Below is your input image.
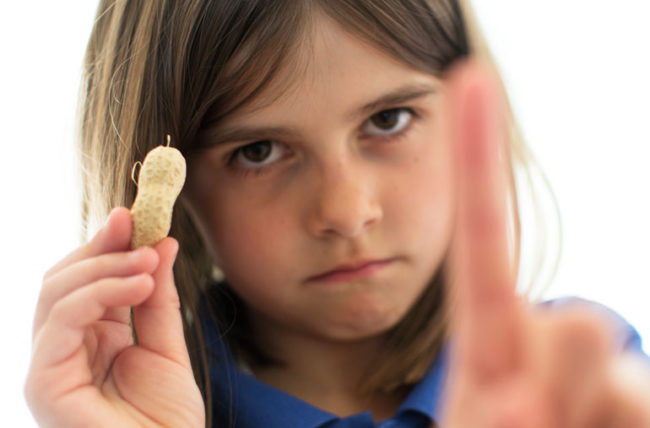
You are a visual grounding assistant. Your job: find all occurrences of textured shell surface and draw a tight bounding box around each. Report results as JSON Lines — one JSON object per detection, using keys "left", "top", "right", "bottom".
{"left": 129, "top": 144, "right": 187, "bottom": 249}
{"left": 139, "top": 146, "right": 186, "bottom": 194}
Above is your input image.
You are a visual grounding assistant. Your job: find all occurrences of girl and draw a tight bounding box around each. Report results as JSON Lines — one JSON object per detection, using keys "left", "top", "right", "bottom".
{"left": 25, "top": 0, "right": 650, "bottom": 427}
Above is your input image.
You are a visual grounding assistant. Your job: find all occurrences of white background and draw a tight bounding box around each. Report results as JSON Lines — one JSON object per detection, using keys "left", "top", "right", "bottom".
{"left": 1, "top": 1, "right": 648, "bottom": 425}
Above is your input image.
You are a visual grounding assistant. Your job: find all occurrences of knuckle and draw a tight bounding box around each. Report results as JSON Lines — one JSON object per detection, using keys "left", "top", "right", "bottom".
{"left": 23, "top": 373, "right": 37, "bottom": 404}
{"left": 141, "top": 273, "right": 155, "bottom": 288}
{"left": 41, "top": 266, "right": 55, "bottom": 282}
{"left": 48, "top": 299, "right": 68, "bottom": 323}
{"left": 48, "top": 294, "right": 81, "bottom": 327}
{"left": 553, "top": 311, "right": 612, "bottom": 356}
{"left": 37, "top": 279, "right": 54, "bottom": 308}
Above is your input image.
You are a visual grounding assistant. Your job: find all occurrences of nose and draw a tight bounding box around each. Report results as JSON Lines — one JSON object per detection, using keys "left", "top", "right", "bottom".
{"left": 306, "top": 157, "right": 383, "bottom": 239}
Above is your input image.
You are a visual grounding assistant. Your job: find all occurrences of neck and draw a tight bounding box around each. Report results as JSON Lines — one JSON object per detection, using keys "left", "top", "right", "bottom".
{"left": 247, "top": 312, "right": 407, "bottom": 421}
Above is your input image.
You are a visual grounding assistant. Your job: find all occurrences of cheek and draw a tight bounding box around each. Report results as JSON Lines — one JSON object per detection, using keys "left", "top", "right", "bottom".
{"left": 388, "top": 132, "right": 456, "bottom": 249}
{"left": 186, "top": 154, "right": 293, "bottom": 270}
{"left": 206, "top": 196, "right": 296, "bottom": 293}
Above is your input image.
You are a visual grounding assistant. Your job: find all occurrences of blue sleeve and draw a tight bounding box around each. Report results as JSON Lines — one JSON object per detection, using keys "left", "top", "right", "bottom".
{"left": 539, "top": 296, "right": 646, "bottom": 357}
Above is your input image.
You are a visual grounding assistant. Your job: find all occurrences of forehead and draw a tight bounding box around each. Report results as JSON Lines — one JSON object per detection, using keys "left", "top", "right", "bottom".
{"left": 227, "top": 13, "right": 441, "bottom": 123}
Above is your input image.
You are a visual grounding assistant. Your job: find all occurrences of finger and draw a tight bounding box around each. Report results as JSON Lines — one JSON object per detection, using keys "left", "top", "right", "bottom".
{"left": 34, "top": 246, "right": 159, "bottom": 339}
{"left": 533, "top": 309, "right": 613, "bottom": 426}
{"left": 606, "top": 353, "right": 650, "bottom": 427}
{"left": 30, "top": 273, "right": 155, "bottom": 370}
{"left": 485, "top": 385, "right": 547, "bottom": 428}
{"left": 442, "top": 374, "right": 552, "bottom": 428}
{"left": 447, "top": 59, "right": 522, "bottom": 382}
{"left": 42, "top": 206, "right": 133, "bottom": 281}
{"left": 132, "top": 238, "right": 192, "bottom": 370}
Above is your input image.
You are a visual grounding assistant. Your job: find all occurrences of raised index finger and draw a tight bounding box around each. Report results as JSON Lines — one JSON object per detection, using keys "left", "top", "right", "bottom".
{"left": 447, "top": 60, "right": 523, "bottom": 383}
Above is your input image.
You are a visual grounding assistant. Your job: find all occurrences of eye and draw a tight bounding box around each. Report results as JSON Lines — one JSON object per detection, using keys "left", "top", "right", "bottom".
{"left": 230, "top": 140, "right": 285, "bottom": 169}
{"left": 362, "top": 108, "right": 414, "bottom": 137}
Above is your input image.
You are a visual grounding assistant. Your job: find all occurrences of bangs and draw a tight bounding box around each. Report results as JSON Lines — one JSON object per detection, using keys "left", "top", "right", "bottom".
{"left": 189, "top": 0, "right": 469, "bottom": 150}
{"left": 317, "top": 0, "right": 469, "bottom": 75}
{"left": 190, "top": 1, "right": 312, "bottom": 143}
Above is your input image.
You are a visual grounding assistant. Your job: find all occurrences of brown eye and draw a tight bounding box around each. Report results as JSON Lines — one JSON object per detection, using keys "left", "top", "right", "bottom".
{"left": 241, "top": 141, "right": 272, "bottom": 162}
{"left": 230, "top": 140, "right": 286, "bottom": 171}
{"left": 363, "top": 108, "right": 414, "bottom": 136}
{"left": 371, "top": 109, "right": 401, "bottom": 130}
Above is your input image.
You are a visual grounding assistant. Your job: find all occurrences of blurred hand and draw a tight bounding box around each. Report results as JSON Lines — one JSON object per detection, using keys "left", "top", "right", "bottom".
{"left": 25, "top": 207, "right": 204, "bottom": 427}
{"left": 441, "top": 59, "right": 650, "bottom": 428}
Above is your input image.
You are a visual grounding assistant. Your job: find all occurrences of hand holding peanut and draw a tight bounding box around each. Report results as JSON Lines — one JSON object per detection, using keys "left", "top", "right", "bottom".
{"left": 25, "top": 207, "right": 204, "bottom": 427}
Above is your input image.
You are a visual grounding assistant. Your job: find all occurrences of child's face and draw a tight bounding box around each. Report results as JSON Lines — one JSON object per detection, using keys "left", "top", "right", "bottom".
{"left": 186, "top": 16, "right": 456, "bottom": 342}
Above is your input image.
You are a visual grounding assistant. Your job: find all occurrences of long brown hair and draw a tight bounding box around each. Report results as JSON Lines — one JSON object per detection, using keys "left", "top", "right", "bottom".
{"left": 78, "top": 0, "right": 555, "bottom": 425}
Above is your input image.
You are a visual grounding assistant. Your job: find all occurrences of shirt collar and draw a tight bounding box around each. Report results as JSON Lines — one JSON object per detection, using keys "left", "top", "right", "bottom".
{"left": 208, "top": 343, "right": 338, "bottom": 428}
{"left": 396, "top": 344, "right": 450, "bottom": 422}
{"left": 206, "top": 333, "right": 450, "bottom": 428}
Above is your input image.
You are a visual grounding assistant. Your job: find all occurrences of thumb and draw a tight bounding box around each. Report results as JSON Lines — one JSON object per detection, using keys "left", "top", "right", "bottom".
{"left": 132, "top": 237, "right": 192, "bottom": 369}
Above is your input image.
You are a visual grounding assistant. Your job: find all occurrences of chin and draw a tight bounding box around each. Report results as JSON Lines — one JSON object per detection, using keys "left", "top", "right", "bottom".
{"left": 322, "top": 300, "right": 409, "bottom": 341}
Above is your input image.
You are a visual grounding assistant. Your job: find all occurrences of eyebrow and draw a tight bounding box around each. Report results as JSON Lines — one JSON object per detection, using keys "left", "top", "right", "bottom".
{"left": 352, "top": 82, "right": 438, "bottom": 120}
{"left": 196, "top": 82, "right": 438, "bottom": 147}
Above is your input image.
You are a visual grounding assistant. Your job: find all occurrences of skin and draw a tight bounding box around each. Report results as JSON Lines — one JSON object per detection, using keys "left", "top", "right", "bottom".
{"left": 25, "top": 14, "right": 650, "bottom": 428}
{"left": 185, "top": 14, "right": 454, "bottom": 416}
{"left": 25, "top": 216, "right": 204, "bottom": 427}
{"left": 441, "top": 60, "right": 650, "bottom": 427}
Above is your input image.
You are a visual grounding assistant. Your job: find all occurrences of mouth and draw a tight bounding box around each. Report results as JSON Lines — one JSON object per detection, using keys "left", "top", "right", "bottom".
{"left": 307, "top": 258, "right": 396, "bottom": 283}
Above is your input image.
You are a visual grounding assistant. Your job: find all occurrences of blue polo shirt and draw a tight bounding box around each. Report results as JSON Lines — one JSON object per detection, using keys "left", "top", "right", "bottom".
{"left": 201, "top": 297, "right": 646, "bottom": 427}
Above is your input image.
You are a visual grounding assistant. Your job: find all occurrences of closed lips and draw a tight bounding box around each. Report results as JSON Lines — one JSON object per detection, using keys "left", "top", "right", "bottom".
{"left": 309, "top": 258, "right": 395, "bottom": 280}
